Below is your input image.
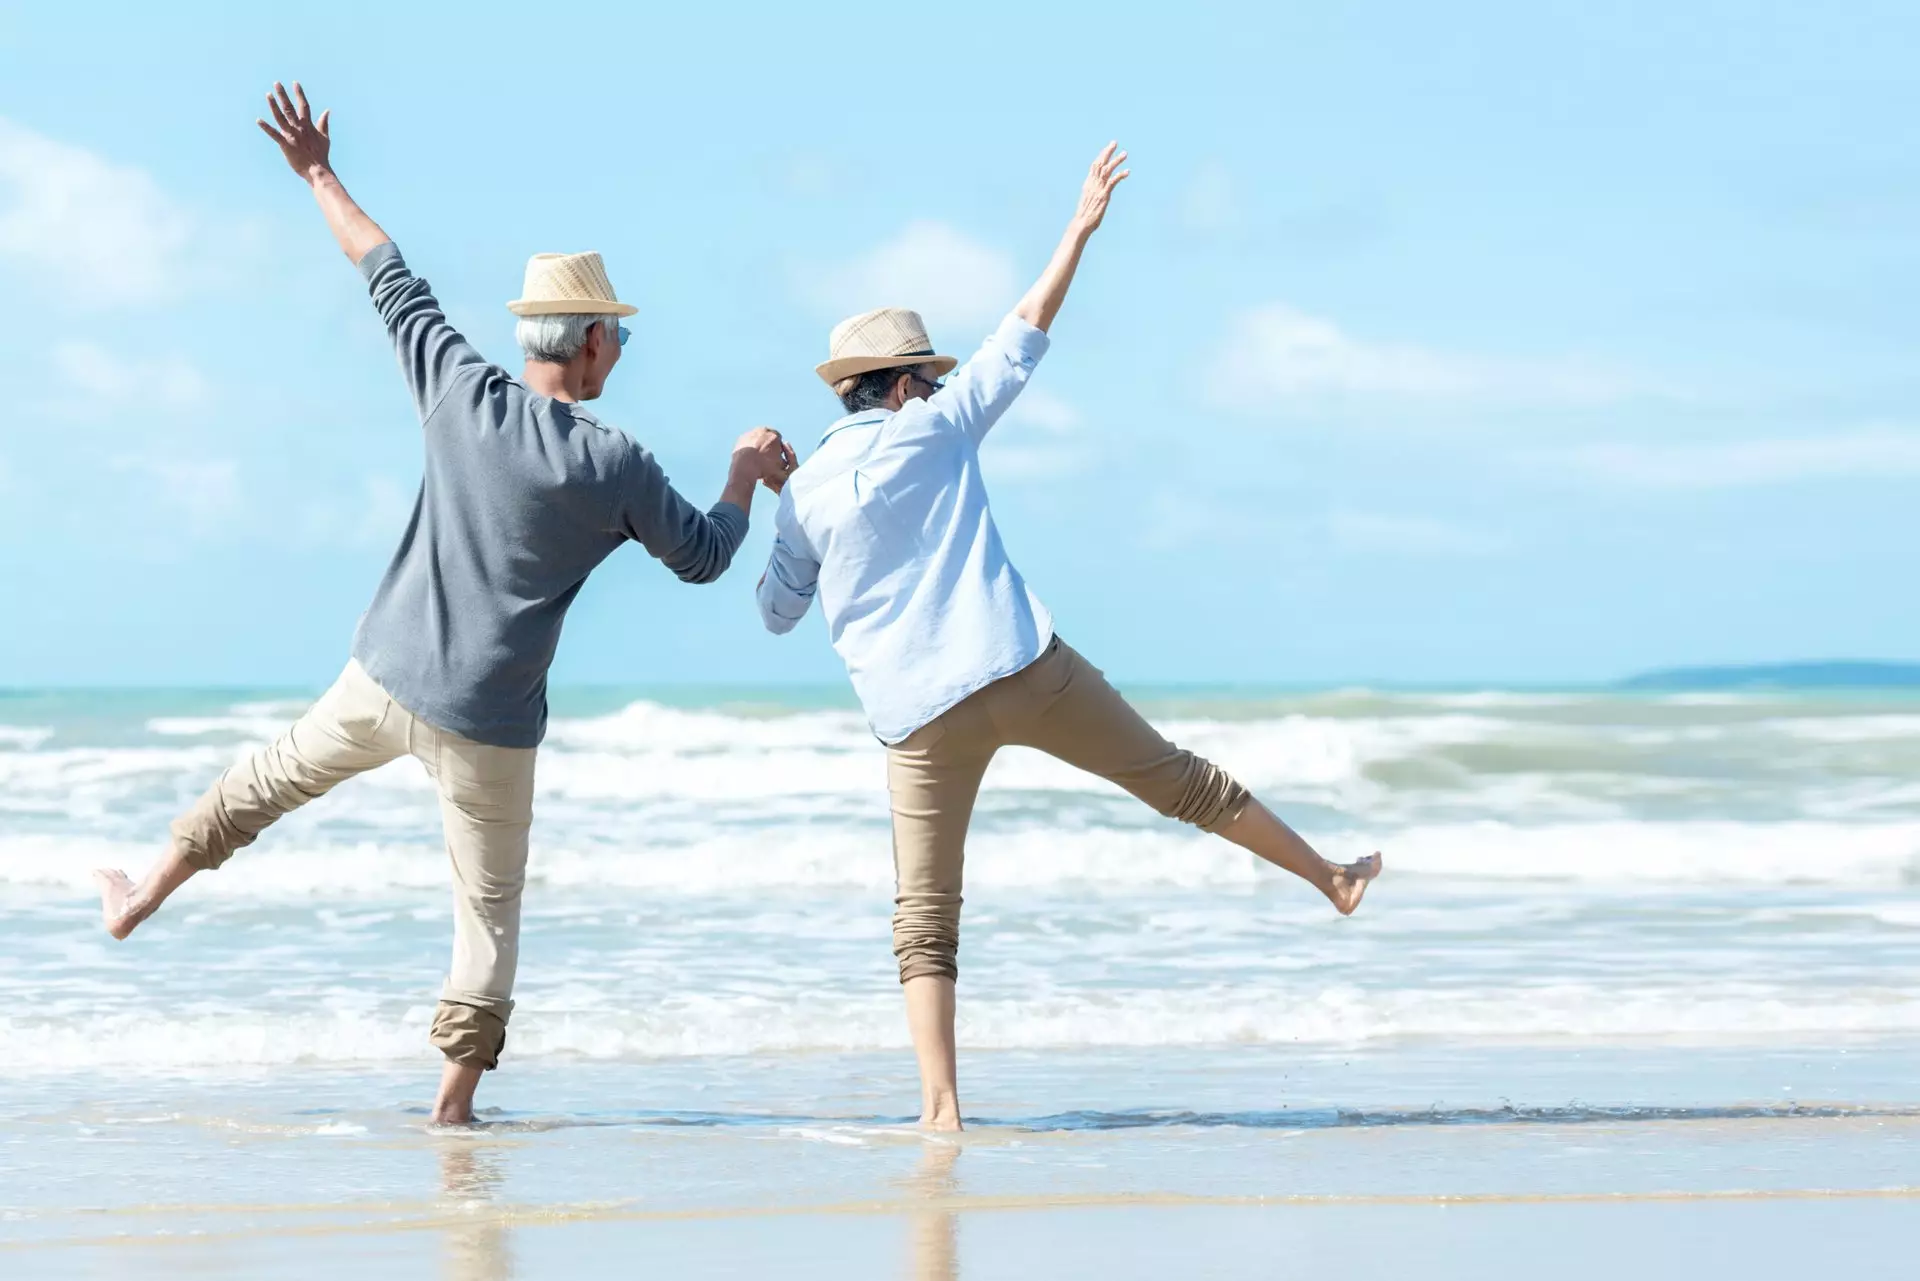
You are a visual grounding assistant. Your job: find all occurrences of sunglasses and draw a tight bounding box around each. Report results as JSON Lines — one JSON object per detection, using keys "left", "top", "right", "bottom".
{"left": 616, "top": 325, "right": 631, "bottom": 347}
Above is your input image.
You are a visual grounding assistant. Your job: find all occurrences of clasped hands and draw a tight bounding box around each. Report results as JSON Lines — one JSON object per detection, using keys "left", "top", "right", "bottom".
{"left": 734, "top": 428, "right": 798, "bottom": 494}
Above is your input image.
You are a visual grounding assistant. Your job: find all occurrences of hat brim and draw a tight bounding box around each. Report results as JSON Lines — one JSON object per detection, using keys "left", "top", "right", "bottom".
{"left": 507, "top": 299, "right": 639, "bottom": 318}
{"left": 815, "top": 352, "right": 960, "bottom": 387}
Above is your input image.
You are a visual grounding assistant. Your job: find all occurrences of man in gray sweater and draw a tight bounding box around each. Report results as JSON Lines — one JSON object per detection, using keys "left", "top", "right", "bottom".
{"left": 91, "top": 82, "right": 793, "bottom": 1122}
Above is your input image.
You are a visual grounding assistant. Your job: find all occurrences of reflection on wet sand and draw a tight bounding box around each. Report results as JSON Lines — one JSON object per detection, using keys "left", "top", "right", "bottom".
{"left": 906, "top": 1142, "right": 960, "bottom": 1281}
{"left": 439, "top": 1142, "right": 514, "bottom": 1281}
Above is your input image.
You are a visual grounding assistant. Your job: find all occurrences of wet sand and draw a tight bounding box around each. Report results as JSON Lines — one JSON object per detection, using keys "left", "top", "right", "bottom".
{"left": 6, "top": 1047, "right": 1919, "bottom": 1278}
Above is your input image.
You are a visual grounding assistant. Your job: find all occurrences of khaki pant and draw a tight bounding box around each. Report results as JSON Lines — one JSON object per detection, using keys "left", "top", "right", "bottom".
{"left": 887, "top": 638, "right": 1248, "bottom": 984}
{"left": 170, "top": 660, "right": 535, "bottom": 1070}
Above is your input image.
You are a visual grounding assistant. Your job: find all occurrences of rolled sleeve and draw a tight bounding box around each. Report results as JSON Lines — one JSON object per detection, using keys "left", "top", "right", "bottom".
{"left": 928, "top": 312, "right": 1052, "bottom": 445}
{"left": 758, "top": 491, "right": 820, "bottom": 633}
{"left": 613, "top": 442, "right": 750, "bottom": 584}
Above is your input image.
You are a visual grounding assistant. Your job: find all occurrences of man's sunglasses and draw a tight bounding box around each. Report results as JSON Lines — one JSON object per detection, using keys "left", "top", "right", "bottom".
{"left": 616, "top": 325, "right": 631, "bottom": 347}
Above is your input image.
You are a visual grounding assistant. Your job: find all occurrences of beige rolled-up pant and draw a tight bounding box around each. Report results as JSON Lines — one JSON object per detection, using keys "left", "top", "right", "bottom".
{"left": 887, "top": 638, "right": 1249, "bottom": 984}
{"left": 169, "top": 660, "right": 535, "bottom": 1070}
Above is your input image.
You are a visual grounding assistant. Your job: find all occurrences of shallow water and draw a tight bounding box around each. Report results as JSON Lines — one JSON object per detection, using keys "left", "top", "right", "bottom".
{"left": 5, "top": 684, "right": 1920, "bottom": 1275}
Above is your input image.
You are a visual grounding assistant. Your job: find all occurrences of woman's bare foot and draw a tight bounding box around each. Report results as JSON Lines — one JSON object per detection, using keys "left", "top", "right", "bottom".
{"left": 92, "top": 869, "right": 145, "bottom": 940}
{"left": 919, "top": 1108, "right": 964, "bottom": 1134}
{"left": 1326, "top": 852, "right": 1382, "bottom": 916}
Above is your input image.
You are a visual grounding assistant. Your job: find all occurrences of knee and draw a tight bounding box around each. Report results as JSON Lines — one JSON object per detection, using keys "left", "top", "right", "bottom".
{"left": 431, "top": 1000, "right": 510, "bottom": 1071}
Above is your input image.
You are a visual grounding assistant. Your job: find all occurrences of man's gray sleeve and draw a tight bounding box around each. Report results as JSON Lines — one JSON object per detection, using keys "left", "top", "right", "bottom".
{"left": 357, "top": 242, "right": 489, "bottom": 423}
{"left": 612, "top": 443, "right": 749, "bottom": 584}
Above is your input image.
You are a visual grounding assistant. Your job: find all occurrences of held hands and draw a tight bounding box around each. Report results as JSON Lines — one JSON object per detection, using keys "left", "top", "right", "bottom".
{"left": 256, "top": 81, "right": 333, "bottom": 183}
{"left": 733, "top": 427, "right": 798, "bottom": 494}
{"left": 1071, "top": 142, "right": 1130, "bottom": 235}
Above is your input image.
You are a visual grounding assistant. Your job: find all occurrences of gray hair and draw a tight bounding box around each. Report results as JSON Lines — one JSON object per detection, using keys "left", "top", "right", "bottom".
{"left": 515, "top": 312, "right": 621, "bottom": 364}
{"left": 834, "top": 364, "right": 927, "bottom": 414}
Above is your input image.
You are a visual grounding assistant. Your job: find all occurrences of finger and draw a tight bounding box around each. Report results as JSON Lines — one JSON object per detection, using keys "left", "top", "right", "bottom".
{"left": 316, "top": 108, "right": 331, "bottom": 137}
{"left": 272, "top": 82, "right": 296, "bottom": 123}
{"left": 1109, "top": 168, "right": 1131, "bottom": 188}
{"left": 1105, "top": 149, "right": 1128, "bottom": 176}
{"left": 268, "top": 92, "right": 293, "bottom": 134}
{"left": 291, "top": 81, "right": 311, "bottom": 123}
{"left": 255, "top": 118, "right": 291, "bottom": 146}
{"left": 1091, "top": 140, "right": 1117, "bottom": 172}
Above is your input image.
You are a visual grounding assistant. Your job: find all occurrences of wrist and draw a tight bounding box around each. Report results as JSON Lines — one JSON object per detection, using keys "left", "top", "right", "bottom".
{"left": 306, "top": 164, "right": 340, "bottom": 188}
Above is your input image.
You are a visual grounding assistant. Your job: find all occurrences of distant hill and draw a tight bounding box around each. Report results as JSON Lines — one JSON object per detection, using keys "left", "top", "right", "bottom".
{"left": 1619, "top": 661, "right": 1920, "bottom": 691}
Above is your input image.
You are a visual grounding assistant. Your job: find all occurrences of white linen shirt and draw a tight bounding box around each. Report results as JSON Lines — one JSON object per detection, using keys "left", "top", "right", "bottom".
{"left": 757, "top": 313, "right": 1054, "bottom": 743}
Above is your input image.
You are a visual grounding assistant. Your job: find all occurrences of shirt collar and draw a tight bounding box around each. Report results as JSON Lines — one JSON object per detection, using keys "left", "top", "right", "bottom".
{"left": 819, "top": 408, "right": 893, "bottom": 446}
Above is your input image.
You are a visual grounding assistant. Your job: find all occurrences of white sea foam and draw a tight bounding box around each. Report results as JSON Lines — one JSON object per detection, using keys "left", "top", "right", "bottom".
{"left": 0, "top": 725, "right": 54, "bottom": 750}
{"left": 6, "top": 981, "right": 1918, "bottom": 1072}
{"left": 8, "top": 817, "right": 1919, "bottom": 897}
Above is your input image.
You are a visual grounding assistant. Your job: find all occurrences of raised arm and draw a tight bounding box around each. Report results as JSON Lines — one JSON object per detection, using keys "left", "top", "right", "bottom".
{"left": 927, "top": 142, "right": 1129, "bottom": 445}
{"left": 1014, "top": 142, "right": 1129, "bottom": 333}
{"left": 255, "top": 81, "right": 389, "bottom": 264}
{"left": 257, "top": 80, "right": 484, "bottom": 421}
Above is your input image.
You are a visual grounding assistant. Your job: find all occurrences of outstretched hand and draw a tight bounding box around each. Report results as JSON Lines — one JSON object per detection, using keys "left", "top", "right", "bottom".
{"left": 257, "top": 81, "right": 333, "bottom": 183}
{"left": 1072, "top": 142, "right": 1130, "bottom": 234}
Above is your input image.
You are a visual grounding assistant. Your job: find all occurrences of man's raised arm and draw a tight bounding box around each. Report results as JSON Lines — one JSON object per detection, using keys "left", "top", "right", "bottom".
{"left": 930, "top": 142, "right": 1130, "bottom": 445}
{"left": 257, "top": 81, "right": 484, "bottom": 422}
{"left": 256, "top": 81, "right": 389, "bottom": 263}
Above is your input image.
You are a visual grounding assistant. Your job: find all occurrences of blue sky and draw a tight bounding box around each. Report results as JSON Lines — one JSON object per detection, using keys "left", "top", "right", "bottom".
{"left": 1, "top": 1, "right": 1915, "bottom": 687}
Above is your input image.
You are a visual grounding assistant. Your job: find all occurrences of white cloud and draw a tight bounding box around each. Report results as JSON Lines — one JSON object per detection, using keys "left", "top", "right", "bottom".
{"left": 1180, "top": 160, "right": 1243, "bottom": 235}
{"left": 1209, "top": 303, "right": 1636, "bottom": 410}
{"left": 295, "top": 473, "right": 418, "bottom": 549}
{"left": 983, "top": 389, "right": 1086, "bottom": 481}
{"left": 1328, "top": 510, "right": 1504, "bottom": 557}
{"left": 1563, "top": 425, "right": 1920, "bottom": 489}
{"left": 110, "top": 456, "right": 240, "bottom": 536}
{"left": 797, "top": 221, "right": 1020, "bottom": 335}
{"left": 54, "top": 343, "right": 208, "bottom": 410}
{"left": 0, "top": 118, "right": 195, "bottom": 304}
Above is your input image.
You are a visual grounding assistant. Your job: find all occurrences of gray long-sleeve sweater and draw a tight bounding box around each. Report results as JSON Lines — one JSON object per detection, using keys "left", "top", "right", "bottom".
{"left": 348, "top": 242, "right": 747, "bottom": 748}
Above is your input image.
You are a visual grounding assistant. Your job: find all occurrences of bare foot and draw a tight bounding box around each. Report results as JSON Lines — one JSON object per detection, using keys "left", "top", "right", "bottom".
{"left": 919, "top": 1113, "right": 964, "bottom": 1134}
{"left": 1326, "top": 853, "right": 1382, "bottom": 916}
{"left": 92, "top": 869, "right": 143, "bottom": 940}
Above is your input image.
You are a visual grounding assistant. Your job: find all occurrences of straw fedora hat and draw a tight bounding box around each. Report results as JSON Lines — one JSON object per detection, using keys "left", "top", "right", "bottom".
{"left": 506, "top": 251, "right": 638, "bottom": 317}
{"left": 815, "top": 307, "right": 958, "bottom": 387}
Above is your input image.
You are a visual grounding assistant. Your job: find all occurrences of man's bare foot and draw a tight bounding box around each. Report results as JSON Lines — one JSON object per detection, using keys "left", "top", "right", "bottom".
{"left": 432, "top": 1061, "right": 483, "bottom": 1126}
{"left": 1326, "top": 853, "right": 1382, "bottom": 916}
{"left": 92, "top": 869, "right": 144, "bottom": 940}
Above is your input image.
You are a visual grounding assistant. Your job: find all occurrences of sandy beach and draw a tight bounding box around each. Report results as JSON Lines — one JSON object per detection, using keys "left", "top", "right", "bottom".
{"left": 8, "top": 1047, "right": 1920, "bottom": 1279}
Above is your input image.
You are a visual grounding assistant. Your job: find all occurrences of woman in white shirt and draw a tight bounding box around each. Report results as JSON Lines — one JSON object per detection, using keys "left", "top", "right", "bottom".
{"left": 758, "top": 144, "right": 1381, "bottom": 1130}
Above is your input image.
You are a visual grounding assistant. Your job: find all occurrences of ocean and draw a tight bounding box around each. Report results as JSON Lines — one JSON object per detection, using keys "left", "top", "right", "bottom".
{"left": 5, "top": 681, "right": 1920, "bottom": 1276}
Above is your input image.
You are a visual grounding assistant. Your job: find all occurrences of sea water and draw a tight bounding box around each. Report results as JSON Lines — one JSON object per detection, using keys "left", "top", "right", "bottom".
{"left": 4, "top": 683, "right": 1920, "bottom": 1275}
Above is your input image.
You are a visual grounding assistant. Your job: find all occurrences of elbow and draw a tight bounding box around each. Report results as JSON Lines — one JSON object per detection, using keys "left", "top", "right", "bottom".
{"left": 676, "top": 560, "right": 728, "bottom": 586}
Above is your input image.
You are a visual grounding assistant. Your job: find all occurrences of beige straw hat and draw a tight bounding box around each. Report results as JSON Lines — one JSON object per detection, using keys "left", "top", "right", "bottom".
{"left": 815, "top": 307, "right": 959, "bottom": 386}
{"left": 506, "top": 251, "right": 638, "bottom": 317}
